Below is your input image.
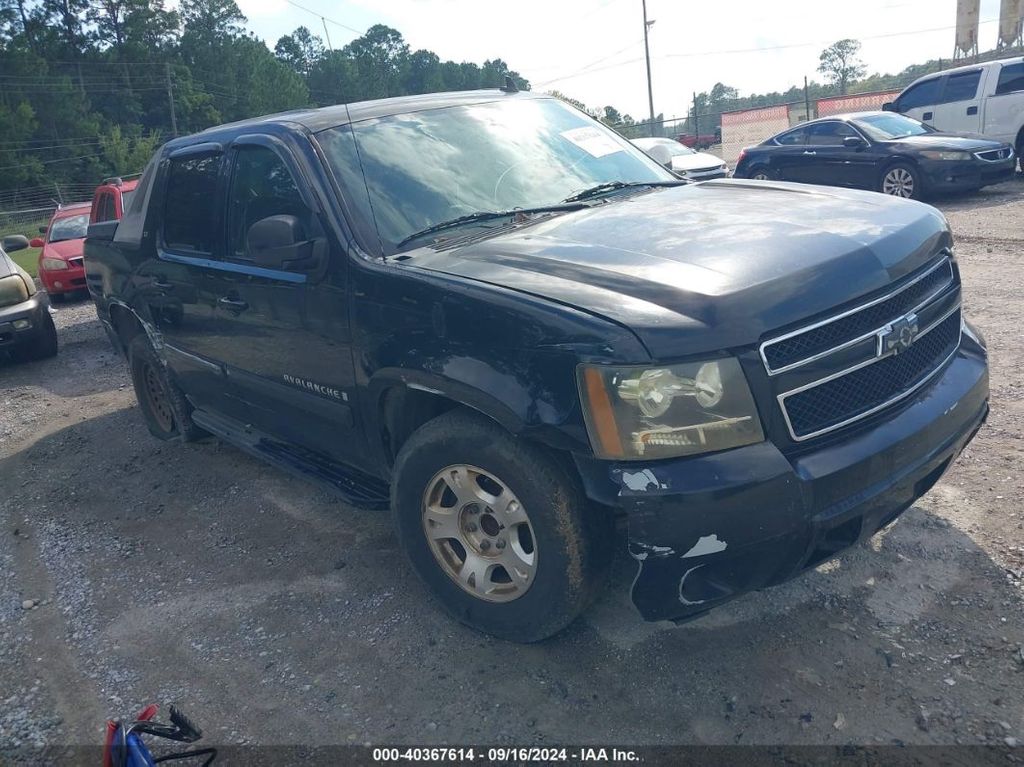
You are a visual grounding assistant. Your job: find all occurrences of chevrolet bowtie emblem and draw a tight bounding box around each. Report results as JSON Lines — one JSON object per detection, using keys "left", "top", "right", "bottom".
{"left": 877, "top": 312, "right": 919, "bottom": 356}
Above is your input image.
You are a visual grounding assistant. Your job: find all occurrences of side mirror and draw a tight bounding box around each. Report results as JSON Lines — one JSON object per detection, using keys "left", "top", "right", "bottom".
{"left": 246, "top": 215, "right": 321, "bottom": 271}
{"left": 39, "top": 225, "right": 48, "bottom": 234}
{"left": 881, "top": 102, "right": 896, "bottom": 112}
{"left": 843, "top": 136, "right": 865, "bottom": 148}
{"left": 29, "top": 236, "right": 45, "bottom": 248}
{"left": 3, "top": 235, "right": 30, "bottom": 253}
{"left": 646, "top": 144, "right": 674, "bottom": 169}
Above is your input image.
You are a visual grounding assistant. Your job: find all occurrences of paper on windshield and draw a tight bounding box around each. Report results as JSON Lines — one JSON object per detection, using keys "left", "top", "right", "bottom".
{"left": 560, "top": 127, "right": 623, "bottom": 158}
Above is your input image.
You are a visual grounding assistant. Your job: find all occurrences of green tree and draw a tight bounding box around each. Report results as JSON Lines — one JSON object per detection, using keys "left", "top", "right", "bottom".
{"left": 274, "top": 25, "right": 324, "bottom": 76}
{"left": 98, "top": 125, "right": 162, "bottom": 174}
{"left": 818, "top": 39, "right": 866, "bottom": 95}
{"left": 341, "top": 24, "right": 409, "bottom": 99}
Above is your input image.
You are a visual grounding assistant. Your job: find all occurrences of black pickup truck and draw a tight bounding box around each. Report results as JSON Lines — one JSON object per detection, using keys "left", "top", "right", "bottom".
{"left": 85, "top": 88, "right": 989, "bottom": 642}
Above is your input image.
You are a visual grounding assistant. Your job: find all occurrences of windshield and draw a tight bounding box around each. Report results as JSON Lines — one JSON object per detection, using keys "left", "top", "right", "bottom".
{"left": 853, "top": 113, "right": 933, "bottom": 141}
{"left": 48, "top": 213, "right": 89, "bottom": 242}
{"left": 636, "top": 139, "right": 696, "bottom": 157}
{"left": 318, "top": 97, "right": 673, "bottom": 254}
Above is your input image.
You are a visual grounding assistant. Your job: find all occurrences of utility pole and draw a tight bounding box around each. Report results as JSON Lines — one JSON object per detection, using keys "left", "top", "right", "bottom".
{"left": 165, "top": 63, "right": 178, "bottom": 138}
{"left": 642, "top": 0, "right": 656, "bottom": 137}
{"left": 693, "top": 92, "right": 699, "bottom": 143}
{"left": 804, "top": 75, "right": 811, "bottom": 122}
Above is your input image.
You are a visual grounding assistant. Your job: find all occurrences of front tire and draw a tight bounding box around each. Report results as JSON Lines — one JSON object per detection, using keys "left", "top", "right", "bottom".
{"left": 10, "top": 312, "right": 58, "bottom": 362}
{"left": 391, "top": 409, "right": 612, "bottom": 642}
{"left": 128, "top": 335, "right": 205, "bottom": 442}
{"left": 880, "top": 162, "right": 921, "bottom": 200}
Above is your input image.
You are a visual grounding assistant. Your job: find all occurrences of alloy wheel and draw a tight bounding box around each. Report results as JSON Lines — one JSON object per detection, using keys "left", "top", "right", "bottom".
{"left": 882, "top": 167, "right": 915, "bottom": 198}
{"left": 141, "top": 361, "right": 175, "bottom": 433}
{"left": 421, "top": 464, "right": 537, "bottom": 602}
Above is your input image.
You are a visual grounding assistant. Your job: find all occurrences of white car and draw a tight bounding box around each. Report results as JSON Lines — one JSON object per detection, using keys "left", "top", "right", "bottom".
{"left": 631, "top": 137, "right": 729, "bottom": 180}
{"left": 885, "top": 57, "right": 1024, "bottom": 166}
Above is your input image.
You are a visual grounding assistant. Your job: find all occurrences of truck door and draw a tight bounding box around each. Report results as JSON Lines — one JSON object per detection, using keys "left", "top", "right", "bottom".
{"left": 933, "top": 69, "right": 983, "bottom": 134}
{"left": 986, "top": 60, "right": 1024, "bottom": 146}
{"left": 893, "top": 76, "right": 942, "bottom": 126}
{"left": 141, "top": 145, "right": 237, "bottom": 416}
{"left": 198, "top": 136, "right": 361, "bottom": 465}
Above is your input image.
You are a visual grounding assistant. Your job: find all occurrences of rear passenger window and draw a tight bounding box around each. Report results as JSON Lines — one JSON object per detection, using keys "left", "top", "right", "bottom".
{"left": 996, "top": 62, "right": 1024, "bottom": 95}
{"left": 941, "top": 71, "right": 981, "bottom": 103}
{"left": 226, "top": 145, "right": 314, "bottom": 262}
{"left": 806, "top": 121, "right": 858, "bottom": 146}
{"left": 898, "top": 78, "right": 941, "bottom": 110}
{"left": 163, "top": 154, "right": 221, "bottom": 254}
{"left": 775, "top": 127, "right": 807, "bottom": 145}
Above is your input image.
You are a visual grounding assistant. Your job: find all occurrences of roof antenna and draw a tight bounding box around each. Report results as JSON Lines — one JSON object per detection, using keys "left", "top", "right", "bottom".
{"left": 500, "top": 75, "right": 519, "bottom": 93}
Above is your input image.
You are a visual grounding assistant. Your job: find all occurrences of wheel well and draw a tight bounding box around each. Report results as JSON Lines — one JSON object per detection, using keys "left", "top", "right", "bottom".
{"left": 379, "top": 386, "right": 461, "bottom": 466}
{"left": 109, "top": 304, "right": 144, "bottom": 354}
{"left": 1015, "top": 125, "right": 1024, "bottom": 150}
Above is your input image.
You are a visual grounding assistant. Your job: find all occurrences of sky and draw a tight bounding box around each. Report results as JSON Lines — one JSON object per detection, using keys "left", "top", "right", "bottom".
{"left": 236, "top": 0, "right": 1010, "bottom": 120}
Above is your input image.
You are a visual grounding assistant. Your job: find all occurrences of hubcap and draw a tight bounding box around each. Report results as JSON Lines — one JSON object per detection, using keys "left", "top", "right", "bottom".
{"left": 142, "top": 362, "right": 175, "bottom": 433}
{"left": 752, "top": 171, "right": 770, "bottom": 180}
{"left": 883, "top": 168, "right": 915, "bottom": 197}
{"left": 421, "top": 464, "right": 537, "bottom": 603}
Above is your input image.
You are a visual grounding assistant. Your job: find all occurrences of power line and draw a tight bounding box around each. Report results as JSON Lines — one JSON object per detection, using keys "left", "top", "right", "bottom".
{"left": 537, "top": 17, "right": 1002, "bottom": 88}
{"left": 282, "top": 0, "right": 364, "bottom": 36}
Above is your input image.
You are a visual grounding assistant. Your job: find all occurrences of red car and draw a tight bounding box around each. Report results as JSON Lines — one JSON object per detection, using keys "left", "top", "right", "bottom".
{"left": 31, "top": 202, "right": 91, "bottom": 301}
{"left": 90, "top": 175, "right": 140, "bottom": 224}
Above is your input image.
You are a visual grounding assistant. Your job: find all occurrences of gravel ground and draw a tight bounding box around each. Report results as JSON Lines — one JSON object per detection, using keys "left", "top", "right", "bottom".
{"left": 1, "top": 182, "right": 1023, "bottom": 758}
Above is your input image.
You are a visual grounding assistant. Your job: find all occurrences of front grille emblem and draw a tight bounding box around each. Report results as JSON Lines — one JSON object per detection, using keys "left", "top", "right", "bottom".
{"left": 877, "top": 312, "right": 919, "bottom": 356}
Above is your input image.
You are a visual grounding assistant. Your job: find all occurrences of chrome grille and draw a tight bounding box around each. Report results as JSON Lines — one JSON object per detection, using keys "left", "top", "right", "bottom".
{"left": 975, "top": 147, "right": 1013, "bottom": 162}
{"left": 780, "top": 306, "right": 961, "bottom": 441}
{"left": 761, "top": 257, "right": 954, "bottom": 374}
{"left": 763, "top": 255, "right": 962, "bottom": 442}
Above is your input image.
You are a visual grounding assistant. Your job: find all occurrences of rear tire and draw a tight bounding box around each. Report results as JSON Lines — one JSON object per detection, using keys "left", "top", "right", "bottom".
{"left": 128, "top": 334, "right": 205, "bottom": 442}
{"left": 391, "top": 409, "right": 612, "bottom": 642}
{"left": 880, "top": 162, "right": 922, "bottom": 200}
{"left": 749, "top": 165, "right": 773, "bottom": 181}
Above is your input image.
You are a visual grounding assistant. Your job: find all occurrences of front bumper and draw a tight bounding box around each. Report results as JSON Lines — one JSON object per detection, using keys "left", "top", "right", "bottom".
{"left": 40, "top": 264, "right": 86, "bottom": 295}
{"left": 920, "top": 158, "right": 1016, "bottom": 193}
{"left": 0, "top": 292, "right": 50, "bottom": 349}
{"left": 611, "top": 332, "right": 988, "bottom": 623}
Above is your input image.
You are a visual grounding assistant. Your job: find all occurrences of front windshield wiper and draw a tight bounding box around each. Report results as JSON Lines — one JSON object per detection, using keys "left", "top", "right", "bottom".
{"left": 561, "top": 180, "right": 688, "bottom": 203}
{"left": 396, "top": 203, "right": 589, "bottom": 249}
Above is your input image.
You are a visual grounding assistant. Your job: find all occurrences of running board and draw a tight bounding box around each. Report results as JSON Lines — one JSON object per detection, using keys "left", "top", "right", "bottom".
{"left": 191, "top": 409, "right": 390, "bottom": 510}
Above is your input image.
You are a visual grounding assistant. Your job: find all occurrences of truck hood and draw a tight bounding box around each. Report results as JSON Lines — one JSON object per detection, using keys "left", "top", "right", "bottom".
{"left": 406, "top": 180, "right": 951, "bottom": 359}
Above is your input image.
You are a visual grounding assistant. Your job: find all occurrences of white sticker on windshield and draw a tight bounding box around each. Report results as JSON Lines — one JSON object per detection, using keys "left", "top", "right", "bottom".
{"left": 561, "top": 127, "right": 623, "bottom": 158}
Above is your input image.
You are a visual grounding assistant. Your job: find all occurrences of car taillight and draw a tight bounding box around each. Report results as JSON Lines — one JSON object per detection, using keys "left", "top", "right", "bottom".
{"left": 737, "top": 149, "right": 747, "bottom": 165}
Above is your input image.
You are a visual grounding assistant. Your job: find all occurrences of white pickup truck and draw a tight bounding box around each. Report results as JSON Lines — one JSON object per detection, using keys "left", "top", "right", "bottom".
{"left": 885, "top": 57, "right": 1024, "bottom": 167}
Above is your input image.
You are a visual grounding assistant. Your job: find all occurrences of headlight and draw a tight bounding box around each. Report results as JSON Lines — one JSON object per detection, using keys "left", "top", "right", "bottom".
{"left": 920, "top": 150, "right": 971, "bottom": 161}
{"left": 40, "top": 257, "right": 69, "bottom": 270}
{"left": 578, "top": 358, "right": 765, "bottom": 460}
{"left": 0, "top": 274, "right": 29, "bottom": 307}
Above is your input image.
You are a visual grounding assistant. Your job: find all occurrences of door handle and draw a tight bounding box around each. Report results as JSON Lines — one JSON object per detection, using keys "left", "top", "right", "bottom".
{"left": 803, "top": 150, "right": 817, "bottom": 155}
{"left": 967, "top": 105, "right": 978, "bottom": 116}
{"left": 218, "top": 296, "right": 249, "bottom": 312}
{"left": 151, "top": 278, "right": 173, "bottom": 290}
{"left": 923, "top": 112, "right": 933, "bottom": 121}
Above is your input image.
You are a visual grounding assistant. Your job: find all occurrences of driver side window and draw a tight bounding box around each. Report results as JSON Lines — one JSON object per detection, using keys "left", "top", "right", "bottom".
{"left": 226, "top": 145, "right": 315, "bottom": 264}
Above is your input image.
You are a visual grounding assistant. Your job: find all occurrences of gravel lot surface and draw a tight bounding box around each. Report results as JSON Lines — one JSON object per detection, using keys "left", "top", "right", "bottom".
{"left": 2, "top": 181, "right": 1023, "bottom": 758}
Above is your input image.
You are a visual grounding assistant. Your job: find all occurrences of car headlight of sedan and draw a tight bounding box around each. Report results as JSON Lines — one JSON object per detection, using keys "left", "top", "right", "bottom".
{"left": 40, "top": 257, "right": 69, "bottom": 271}
{"left": 0, "top": 274, "right": 30, "bottom": 307}
{"left": 578, "top": 358, "right": 764, "bottom": 460}
{"left": 920, "top": 150, "right": 972, "bottom": 161}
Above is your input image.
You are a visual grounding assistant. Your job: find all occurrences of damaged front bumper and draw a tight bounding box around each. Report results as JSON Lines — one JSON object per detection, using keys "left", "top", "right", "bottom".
{"left": 611, "top": 334, "right": 989, "bottom": 623}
